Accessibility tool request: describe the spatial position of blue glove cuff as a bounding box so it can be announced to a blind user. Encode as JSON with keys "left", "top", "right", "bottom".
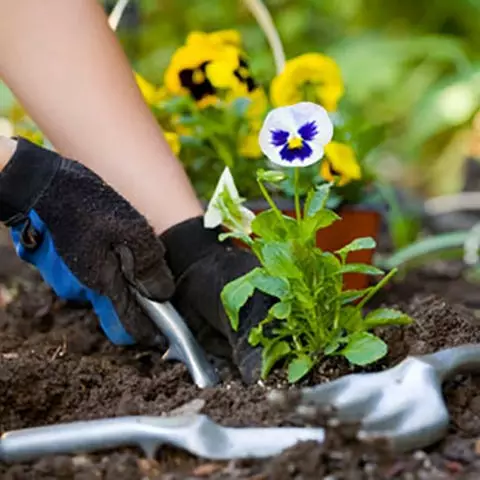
{"left": 10, "top": 210, "right": 135, "bottom": 345}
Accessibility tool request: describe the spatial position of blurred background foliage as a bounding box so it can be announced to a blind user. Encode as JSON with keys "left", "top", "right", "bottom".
{"left": 113, "top": 0, "right": 480, "bottom": 197}
{"left": 2, "top": 0, "right": 479, "bottom": 197}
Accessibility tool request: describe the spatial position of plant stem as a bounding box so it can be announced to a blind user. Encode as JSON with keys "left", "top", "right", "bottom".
{"left": 210, "top": 136, "right": 234, "bottom": 169}
{"left": 294, "top": 168, "right": 301, "bottom": 221}
{"left": 357, "top": 268, "right": 397, "bottom": 310}
{"left": 257, "top": 178, "right": 286, "bottom": 225}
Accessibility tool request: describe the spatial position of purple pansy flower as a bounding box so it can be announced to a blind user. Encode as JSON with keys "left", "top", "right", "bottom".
{"left": 259, "top": 102, "right": 333, "bottom": 168}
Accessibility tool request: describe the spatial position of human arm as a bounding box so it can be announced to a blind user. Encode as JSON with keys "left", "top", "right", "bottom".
{"left": 0, "top": 0, "right": 202, "bottom": 234}
{"left": 0, "top": 1, "right": 270, "bottom": 382}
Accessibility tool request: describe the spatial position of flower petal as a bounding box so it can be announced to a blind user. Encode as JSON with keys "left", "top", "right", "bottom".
{"left": 204, "top": 167, "right": 238, "bottom": 228}
{"left": 259, "top": 102, "right": 333, "bottom": 168}
{"left": 298, "top": 121, "right": 318, "bottom": 141}
{"left": 204, "top": 167, "right": 255, "bottom": 235}
{"left": 279, "top": 142, "right": 313, "bottom": 162}
{"left": 270, "top": 53, "right": 344, "bottom": 112}
{"left": 270, "top": 129, "right": 289, "bottom": 147}
{"left": 324, "top": 142, "right": 361, "bottom": 183}
{"left": 164, "top": 132, "right": 181, "bottom": 156}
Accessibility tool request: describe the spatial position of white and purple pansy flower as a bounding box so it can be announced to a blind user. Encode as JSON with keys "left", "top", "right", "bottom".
{"left": 259, "top": 102, "right": 334, "bottom": 168}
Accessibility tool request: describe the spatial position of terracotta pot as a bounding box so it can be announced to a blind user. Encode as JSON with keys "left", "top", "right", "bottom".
{"left": 244, "top": 198, "right": 381, "bottom": 291}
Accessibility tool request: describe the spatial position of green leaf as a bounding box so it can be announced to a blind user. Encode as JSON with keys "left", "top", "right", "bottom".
{"left": 251, "top": 210, "right": 286, "bottom": 241}
{"left": 178, "top": 135, "right": 203, "bottom": 148}
{"left": 221, "top": 268, "right": 289, "bottom": 330}
{"left": 218, "top": 231, "right": 253, "bottom": 245}
{"left": 300, "top": 209, "right": 340, "bottom": 240}
{"left": 324, "top": 340, "right": 341, "bottom": 355}
{"left": 315, "top": 251, "right": 342, "bottom": 273}
{"left": 261, "top": 341, "right": 291, "bottom": 379}
{"left": 270, "top": 301, "right": 292, "bottom": 319}
{"left": 287, "top": 356, "right": 314, "bottom": 383}
{"left": 364, "top": 308, "right": 413, "bottom": 329}
{"left": 261, "top": 242, "right": 303, "bottom": 278}
{"left": 339, "top": 264, "right": 384, "bottom": 276}
{"left": 339, "top": 289, "right": 370, "bottom": 305}
{"left": 221, "top": 273, "right": 256, "bottom": 331}
{"left": 304, "top": 184, "right": 332, "bottom": 217}
{"left": 231, "top": 97, "right": 252, "bottom": 117}
{"left": 248, "top": 326, "right": 264, "bottom": 347}
{"left": 336, "top": 237, "right": 377, "bottom": 256}
{"left": 341, "top": 332, "right": 388, "bottom": 366}
{"left": 252, "top": 272, "right": 290, "bottom": 299}
{"left": 339, "top": 306, "right": 363, "bottom": 332}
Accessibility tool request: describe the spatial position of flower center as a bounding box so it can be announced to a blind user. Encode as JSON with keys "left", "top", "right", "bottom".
{"left": 288, "top": 136, "right": 303, "bottom": 150}
{"left": 192, "top": 69, "right": 205, "bottom": 84}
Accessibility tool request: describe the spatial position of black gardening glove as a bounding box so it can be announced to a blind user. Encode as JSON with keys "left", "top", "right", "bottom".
{"left": 0, "top": 138, "right": 175, "bottom": 345}
{"left": 161, "top": 217, "right": 275, "bottom": 383}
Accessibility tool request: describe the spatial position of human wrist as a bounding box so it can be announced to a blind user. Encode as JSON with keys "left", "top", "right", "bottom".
{"left": 0, "top": 138, "right": 60, "bottom": 225}
{"left": 0, "top": 137, "right": 17, "bottom": 171}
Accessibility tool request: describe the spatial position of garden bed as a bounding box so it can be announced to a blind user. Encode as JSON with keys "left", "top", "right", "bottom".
{"left": 1, "top": 229, "right": 480, "bottom": 479}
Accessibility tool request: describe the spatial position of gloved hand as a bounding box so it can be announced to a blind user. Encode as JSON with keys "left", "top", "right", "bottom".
{"left": 0, "top": 138, "right": 175, "bottom": 345}
{"left": 161, "top": 217, "right": 275, "bottom": 383}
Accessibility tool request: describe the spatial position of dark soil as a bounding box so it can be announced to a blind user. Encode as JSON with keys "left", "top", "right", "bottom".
{"left": 1, "top": 228, "right": 480, "bottom": 479}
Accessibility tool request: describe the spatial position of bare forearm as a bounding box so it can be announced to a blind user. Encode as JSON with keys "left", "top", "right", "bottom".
{"left": 0, "top": 0, "right": 202, "bottom": 232}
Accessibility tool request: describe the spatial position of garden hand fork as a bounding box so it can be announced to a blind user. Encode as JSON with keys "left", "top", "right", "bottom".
{"left": 269, "top": 344, "right": 480, "bottom": 452}
{"left": 134, "top": 293, "right": 219, "bottom": 388}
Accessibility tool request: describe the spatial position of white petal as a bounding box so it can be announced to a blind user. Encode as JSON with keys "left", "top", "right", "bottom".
{"left": 238, "top": 206, "right": 256, "bottom": 234}
{"left": 215, "top": 167, "right": 241, "bottom": 201}
{"left": 204, "top": 167, "right": 253, "bottom": 231}
{"left": 259, "top": 102, "right": 334, "bottom": 168}
{"left": 292, "top": 102, "right": 333, "bottom": 146}
{"left": 204, "top": 202, "right": 223, "bottom": 229}
{"left": 204, "top": 168, "right": 234, "bottom": 228}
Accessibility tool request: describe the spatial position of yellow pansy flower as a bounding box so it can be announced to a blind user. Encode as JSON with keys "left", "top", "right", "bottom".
{"left": 271, "top": 53, "right": 344, "bottom": 112}
{"left": 165, "top": 30, "right": 260, "bottom": 108}
{"left": 5, "top": 103, "right": 44, "bottom": 145}
{"left": 164, "top": 131, "right": 181, "bottom": 156}
{"left": 321, "top": 142, "right": 361, "bottom": 186}
{"left": 135, "top": 72, "right": 167, "bottom": 105}
{"left": 245, "top": 87, "right": 268, "bottom": 119}
{"left": 205, "top": 51, "right": 244, "bottom": 92}
{"left": 164, "top": 44, "right": 222, "bottom": 104}
{"left": 186, "top": 30, "right": 242, "bottom": 50}
{"left": 15, "top": 127, "right": 44, "bottom": 146}
{"left": 239, "top": 118, "right": 263, "bottom": 159}
{"left": 239, "top": 131, "right": 262, "bottom": 159}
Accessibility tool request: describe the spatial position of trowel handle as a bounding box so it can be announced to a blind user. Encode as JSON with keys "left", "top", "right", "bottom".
{"left": 422, "top": 343, "right": 480, "bottom": 382}
{"left": 0, "top": 417, "right": 145, "bottom": 463}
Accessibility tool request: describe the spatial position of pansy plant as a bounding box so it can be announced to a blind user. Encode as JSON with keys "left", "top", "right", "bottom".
{"left": 150, "top": 30, "right": 268, "bottom": 200}
{"left": 205, "top": 102, "right": 413, "bottom": 383}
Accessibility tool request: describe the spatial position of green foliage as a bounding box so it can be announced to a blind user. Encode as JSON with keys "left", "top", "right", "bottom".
{"left": 2, "top": 1, "right": 478, "bottom": 199}
{"left": 220, "top": 181, "right": 413, "bottom": 382}
{"left": 151, "top": 95, "right": 264, "bottom": 201}
{"left": 114, "top": 0, "right": 479, "bottom": 198}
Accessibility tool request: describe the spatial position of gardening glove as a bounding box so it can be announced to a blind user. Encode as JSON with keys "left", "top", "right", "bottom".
{"left": 0, "top": 138, "right": 175, "bottom": 345}
{"left": 161, "top": 217, "right": 276, "bottom": 384}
